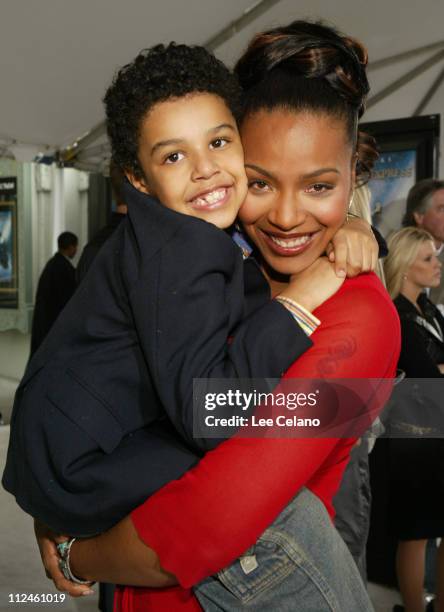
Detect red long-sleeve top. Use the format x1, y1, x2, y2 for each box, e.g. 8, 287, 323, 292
115, 273, 401, 611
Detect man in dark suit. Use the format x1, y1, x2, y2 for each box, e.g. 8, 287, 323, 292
403, 178, 444, 306
30, 231, 78, 355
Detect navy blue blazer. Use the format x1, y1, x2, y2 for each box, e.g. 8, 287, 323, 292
2, 185, 311, 536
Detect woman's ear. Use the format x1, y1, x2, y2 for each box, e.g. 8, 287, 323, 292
125, 170, 150, 195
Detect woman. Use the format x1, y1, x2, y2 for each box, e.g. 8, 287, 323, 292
41, 20, 400, 611
383, 227, 444, 612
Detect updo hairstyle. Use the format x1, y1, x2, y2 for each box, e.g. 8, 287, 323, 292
235, 20, 378, 182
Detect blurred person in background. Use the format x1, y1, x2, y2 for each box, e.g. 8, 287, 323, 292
30, 231, 78, 355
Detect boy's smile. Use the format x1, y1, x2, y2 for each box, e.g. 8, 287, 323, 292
129, 93, 247, 229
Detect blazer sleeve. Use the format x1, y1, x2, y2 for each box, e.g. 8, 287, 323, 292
128, 221, 312, 451
130, 275, 401, 587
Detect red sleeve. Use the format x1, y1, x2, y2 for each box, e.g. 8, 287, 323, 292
131, 274, 400, 588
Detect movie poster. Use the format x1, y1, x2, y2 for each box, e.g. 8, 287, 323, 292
368, 149, 417, 238
0, 177, 18, 309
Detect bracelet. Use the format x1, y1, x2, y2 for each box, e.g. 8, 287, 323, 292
57, 538, 94, 585
274, 296, 320, 336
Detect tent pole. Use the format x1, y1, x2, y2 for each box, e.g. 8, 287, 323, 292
204, 0, 281, 50
412, 64, 444, 116
368, 39, 444, 71
367, 48, 444, 109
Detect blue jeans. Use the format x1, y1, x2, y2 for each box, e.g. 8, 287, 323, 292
194, 488, 373, 611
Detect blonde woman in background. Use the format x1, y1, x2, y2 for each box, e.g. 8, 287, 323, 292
349, 184, 386, 286
384, 227, 444, 612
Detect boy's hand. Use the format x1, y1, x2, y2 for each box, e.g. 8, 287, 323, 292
33, 519, 94, 597
326, 217, 378, 278
278, 256, 345, 313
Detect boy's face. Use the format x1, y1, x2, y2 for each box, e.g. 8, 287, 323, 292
128, 93, 247, 229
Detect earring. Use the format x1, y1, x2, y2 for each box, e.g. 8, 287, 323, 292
403, 274, 408, 280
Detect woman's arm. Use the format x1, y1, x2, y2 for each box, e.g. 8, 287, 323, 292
62, 275, 400, 588
70, 516, 175, 587
34, 518, 174, 597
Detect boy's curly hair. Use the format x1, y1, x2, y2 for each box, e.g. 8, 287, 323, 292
104, 43, 242, 178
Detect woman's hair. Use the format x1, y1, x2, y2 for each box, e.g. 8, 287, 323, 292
349, 185, 386, 286
234, 20, 378, 182
384, 227, 435, 299
104, 43, 242, 178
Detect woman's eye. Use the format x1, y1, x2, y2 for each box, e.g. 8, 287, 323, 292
164, 152, 184, 164
210, 138, 228, 149
306, 183, 333, 194
248, 179, 269, 192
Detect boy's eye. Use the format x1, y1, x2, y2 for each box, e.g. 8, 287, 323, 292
306, 183, 334, 194
248, 179, 270, 192
210, 138, 229, 149
164, 152, 184, 164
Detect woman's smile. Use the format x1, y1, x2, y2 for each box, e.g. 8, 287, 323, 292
257, 228, 320, 257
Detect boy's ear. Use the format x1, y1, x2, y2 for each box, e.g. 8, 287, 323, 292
125, 170, 150, 195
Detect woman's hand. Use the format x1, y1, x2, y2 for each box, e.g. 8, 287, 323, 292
35, 516, 177, 589
326, 216, 378, 278
33, 520, 93, 597
278, 256, 345, 313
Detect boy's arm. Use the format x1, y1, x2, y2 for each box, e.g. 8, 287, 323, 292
128, 221, 316, 451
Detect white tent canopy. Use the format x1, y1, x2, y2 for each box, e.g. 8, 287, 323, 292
1, 0, 444, 171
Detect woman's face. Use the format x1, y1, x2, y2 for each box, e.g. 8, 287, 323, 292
238, 109, 355, 276
406, 240, 441, 290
